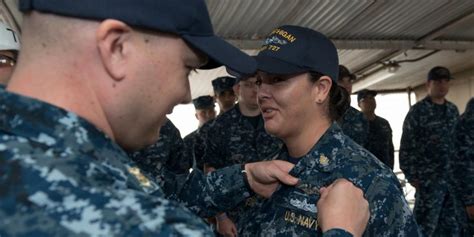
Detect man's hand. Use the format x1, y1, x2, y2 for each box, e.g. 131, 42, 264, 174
317, 179, 369, 237
216, 214, 237, 237
245, 160, 298, 198
466, 205, 474, 220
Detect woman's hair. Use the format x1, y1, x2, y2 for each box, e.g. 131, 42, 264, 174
310, 72, 350, 121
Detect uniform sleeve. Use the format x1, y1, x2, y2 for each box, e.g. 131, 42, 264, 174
202, 124, 225, 169
399, 109, 422, 183
177, 164, 252, 218
364, 175, 422, 236
452, 115, 474, 206
194, 129, 208, 170
166, 125, 191, 174
183, 134, 197, 169
322, 229, 353, 237
387, 123, 395, 170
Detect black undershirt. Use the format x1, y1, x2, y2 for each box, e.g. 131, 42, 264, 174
242, 115, 261, 129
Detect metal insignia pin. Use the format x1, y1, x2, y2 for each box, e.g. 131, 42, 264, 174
319, 154, 329, 166
128, 166, 152, 188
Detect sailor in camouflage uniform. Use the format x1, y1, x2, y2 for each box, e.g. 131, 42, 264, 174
336, 65, 369, 148
452, 98, 474, 235
183, 95, 216, 171
129, 119, 191, 198
357, 89, 394, 169
400, 66, 463, 236
203, 76, 283, 170
246, 25, 421, 236
0, 0, 307, 235
212, 76, 238, 116
202, 75, 283, 235
189, 77, 237, 171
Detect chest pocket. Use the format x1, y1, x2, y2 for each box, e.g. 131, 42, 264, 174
271, 187, 320, 232
424, 120, 445, 145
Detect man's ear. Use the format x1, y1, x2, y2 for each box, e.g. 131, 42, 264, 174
96, 19, 133, 81
313, 76, 332, 103
233, 83, 241, 97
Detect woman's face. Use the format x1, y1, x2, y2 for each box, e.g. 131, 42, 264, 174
256, 72, 318, 139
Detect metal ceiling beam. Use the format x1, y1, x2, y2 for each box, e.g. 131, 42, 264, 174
416, 12, 474, 45
346, 10, 474, 91
226, 39, 474, 51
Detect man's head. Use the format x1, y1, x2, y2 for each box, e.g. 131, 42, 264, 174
16, 0, 256, 151
0, 22, 20, 86
357, 89, 377, 114
212, 76, 237, 112
192, 95, 216, 126
337, 65, 356, 94
235, 76, 259, 112
426, 66, 452, 100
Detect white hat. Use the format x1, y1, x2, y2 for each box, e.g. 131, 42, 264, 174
0, 22, 20, 51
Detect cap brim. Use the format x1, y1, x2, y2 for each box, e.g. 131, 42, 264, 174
182, 35, 256, 76
254, 55, 307, 75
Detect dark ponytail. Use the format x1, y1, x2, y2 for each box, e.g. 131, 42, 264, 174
310, 72, 350, 121
328, 84, 350, 121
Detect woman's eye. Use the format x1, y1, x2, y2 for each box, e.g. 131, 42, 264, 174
271, 77, 286, 84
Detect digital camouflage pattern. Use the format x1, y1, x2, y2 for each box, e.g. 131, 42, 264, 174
203, 104, 283, 234
338, 106, 369, 148
238, 123, 421, 237
400, 96, 463, 236
0, 89, 254, 236
183, 119, 214, 171
183, 129, 199, 169
452, 98, 474, 234
203, 105, 282, 169
365, 116, 394, 169
129, 119, 191, 198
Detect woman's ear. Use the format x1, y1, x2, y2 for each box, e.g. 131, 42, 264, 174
313, 76, 332, 104
96, 19, 133, 81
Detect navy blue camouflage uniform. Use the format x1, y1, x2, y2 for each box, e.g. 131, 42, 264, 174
203, 104, 283, 234
452, 98, 474, 234
365, 116, 394, 169
238, 123, 421, 236
0, 89, 258, 236
184, 120, 215, 171
183, 129, 200, 169
338, 106, 369, 147
129, 119, 191, 198
400, 96, 463, 236
203, 104, 282, 169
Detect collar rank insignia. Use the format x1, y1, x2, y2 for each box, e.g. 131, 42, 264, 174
128, 166, 152, 188
319, 154, 329, 166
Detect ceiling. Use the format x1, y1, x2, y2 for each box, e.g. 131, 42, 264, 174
2, 0, 474, 98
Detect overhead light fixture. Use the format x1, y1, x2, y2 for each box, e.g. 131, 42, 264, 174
386, 61, 401, 73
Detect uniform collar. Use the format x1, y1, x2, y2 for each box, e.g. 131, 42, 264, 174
282, 123, 343, 177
